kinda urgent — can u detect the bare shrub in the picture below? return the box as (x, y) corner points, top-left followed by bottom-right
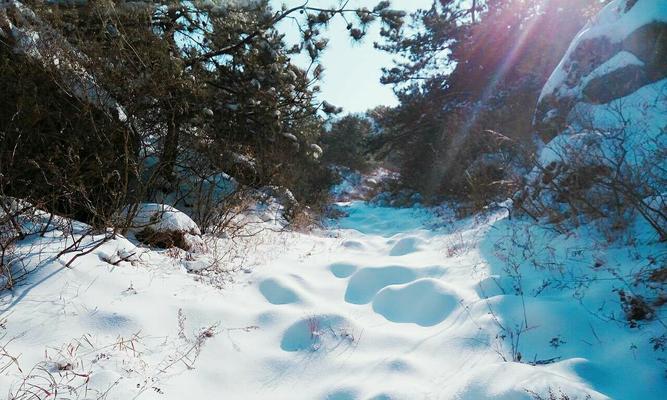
(526, 388), (592, 400)
(517, 100), (667, 241)
(2, 308), (254, 399)
(0, 196), (82, 289)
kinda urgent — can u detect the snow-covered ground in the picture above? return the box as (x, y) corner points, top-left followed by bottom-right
(1, 201), (665, 399)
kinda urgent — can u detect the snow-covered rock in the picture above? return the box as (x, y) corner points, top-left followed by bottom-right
(521, 0), (667, 232)
(122, 203), (201, 250)
(309, 143), (323, 159)
(535, 0), (667, 139)
(332, 167), (400, 203)
(125, 203), (200, 235)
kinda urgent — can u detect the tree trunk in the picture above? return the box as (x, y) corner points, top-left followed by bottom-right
(160, 110), (180, 185)
(471, 0), (477, 23)
(159, 8), (183, 187)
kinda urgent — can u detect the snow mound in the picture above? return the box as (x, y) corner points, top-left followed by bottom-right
(96, 235), (140, 265)
(344, 266), (418, 305)
(372, 279), (459, 327)
(388, 236), (424, 256)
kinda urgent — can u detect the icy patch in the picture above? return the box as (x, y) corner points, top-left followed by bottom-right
(372, 279), (458, 327)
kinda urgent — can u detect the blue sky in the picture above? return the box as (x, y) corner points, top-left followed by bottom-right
(273, 0), (434, 114)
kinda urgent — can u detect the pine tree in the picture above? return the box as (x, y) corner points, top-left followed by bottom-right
(373, 0), (608, 202)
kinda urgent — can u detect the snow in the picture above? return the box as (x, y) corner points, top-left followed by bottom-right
(580, 0), (667, 43)
(331, 167), (400, 202)
(537, 78), (667, 170)
(123, 203), (201, 235)
(310, 143), (324, 159)
(539, 0), (667, 103)
(372, 278), (459, 327)
(2, 199), (665, 399)
(0, 0), (662, 397)
(544, 51), (644, 102)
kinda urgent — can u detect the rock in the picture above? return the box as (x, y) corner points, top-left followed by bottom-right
(582, 63), (646, 103)
(623, 22), (667, 80)
(535, 0), (667, 141)
(123, 203), (201, 251)
(521, 0), (667, 224)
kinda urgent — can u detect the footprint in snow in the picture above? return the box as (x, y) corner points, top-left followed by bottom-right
(323, 388), (359, 400)
(329, 262), (358, 278)
(280, 314), (356, 352)
(259, 278), (300, 305)
(83, 310), (136, 334)
(341, 240), (365, 250)
(385, 358), (415, 373)
(368, 394), (397, 400)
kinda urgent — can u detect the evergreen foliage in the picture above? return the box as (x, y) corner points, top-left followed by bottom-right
(373, 0), (611, 203)
(321, 114), (376, 172)
(0, 0), (405, 224)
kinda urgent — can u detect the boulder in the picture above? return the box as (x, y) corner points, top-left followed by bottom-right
(123, 203), (201, 251)
(535, 0), (667, 141)
(520, 0), (667, 227)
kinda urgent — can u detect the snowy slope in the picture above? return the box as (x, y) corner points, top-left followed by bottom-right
(1, 201), (665, 399)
